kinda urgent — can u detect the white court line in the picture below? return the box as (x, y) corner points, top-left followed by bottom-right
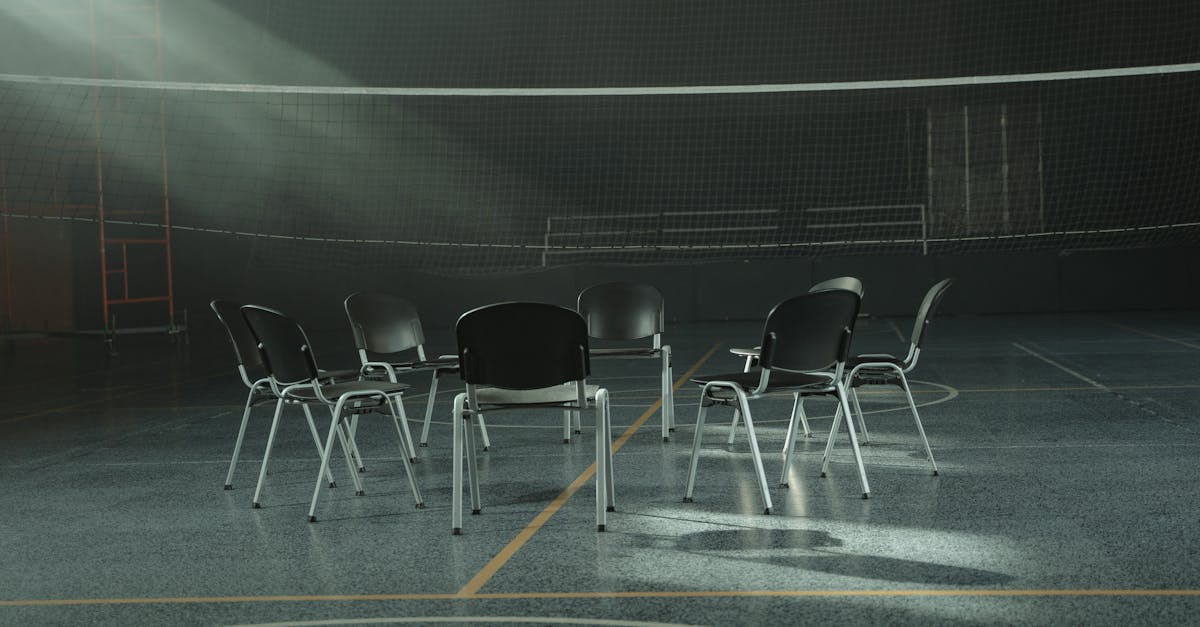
(1011, 343), (1108, 391)
(227, 617), (702, 627)
(945, 442), (1200, 451)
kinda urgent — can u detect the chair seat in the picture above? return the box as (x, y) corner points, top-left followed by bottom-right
(316, 367), (363, 382)
(691, 370), (836, 397)
(284, 379), (410, 403)
(362, 360), (459, 378)
(846, 354), (905, 369)
(590, 347), (661, 358)
(848, 361), (905, 387)
(392, 357), (460, 371)
(474, 383), (602, 406)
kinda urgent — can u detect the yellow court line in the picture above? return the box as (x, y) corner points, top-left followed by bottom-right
(455, 342), (724, 597)
(5, 588), (1200, 608)
(0, 594), (458, 607)
(1111, 322), (1200, 350)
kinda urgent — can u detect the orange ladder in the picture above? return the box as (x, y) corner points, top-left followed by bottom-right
(88, 0), (180, 352)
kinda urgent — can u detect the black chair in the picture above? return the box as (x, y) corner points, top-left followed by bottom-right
(451, 302), (614, 534)
(577, 282), (675, 442)
(726, 276), (866, 445)
(241, 305), (424, 522)
(684, 287), (869, 513)
(210, 300), (344, 491)
(835, 278), (953, 477)
(344, 292), (490, 452)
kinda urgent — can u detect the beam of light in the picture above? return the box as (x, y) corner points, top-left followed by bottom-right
(0, 1), (566, 270)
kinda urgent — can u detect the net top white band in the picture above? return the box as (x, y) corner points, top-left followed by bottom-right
(1, 62), (1198, 96)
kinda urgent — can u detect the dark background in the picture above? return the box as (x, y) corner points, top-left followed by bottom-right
(0, 1), (1197, 334)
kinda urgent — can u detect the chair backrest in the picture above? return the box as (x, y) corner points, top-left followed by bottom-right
(240, 305), (321, 385)
(456, 302), (590, 390)
(210, 300), (263, 370)
(344, 292), (426, 355)
(759, 288), (862, 374)
(909, 278), (954, 349)
(577, 282), (665, 341)
(809, 275), (864, 297)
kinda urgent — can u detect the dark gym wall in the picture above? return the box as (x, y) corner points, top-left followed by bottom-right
(174, 227), (1200, 335)
(4, 222), (1192, 334)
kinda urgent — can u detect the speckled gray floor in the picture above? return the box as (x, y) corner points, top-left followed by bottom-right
(2, 311), (1199, 626)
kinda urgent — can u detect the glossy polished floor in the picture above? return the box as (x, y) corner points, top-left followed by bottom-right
(2, 311), (1199, 626)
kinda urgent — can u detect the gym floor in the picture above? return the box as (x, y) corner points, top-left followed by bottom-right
(1, 310), (1198, 626)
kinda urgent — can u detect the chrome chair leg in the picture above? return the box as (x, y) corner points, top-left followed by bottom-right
(419, 371), (438, 447)
(391, 397), (417, 462)
(897, 369), (938, 475)
(733, 387), (773, 514)
(850, 388), (871, 444)
(661, 345), (675, 441)
(821, 384), (871, 498)
(252, 399), (286, 508)
(451, 393), (466, 534)
(683, 400), (711, 503)
(224, 386), (258, 490)
(302, 405), (338, 485)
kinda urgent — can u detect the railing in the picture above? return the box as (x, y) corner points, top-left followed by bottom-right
(542, 204), (928, 265)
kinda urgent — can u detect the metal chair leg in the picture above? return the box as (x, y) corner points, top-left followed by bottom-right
(308, 400), (347, 522)
(820, 402), (844, 478)
(224, 387), (258, 490)
(464, 405), (482, 515)
(252, 399), (285, 508)
(419, 371), (439, 447)
(452, 393), (466, 535)
(850, 387), (871, 444)
(726, 409), (741, 445)
(683, 399), (711, 503)
(595, 389), (611, 531)
(477, 412), (492, 451)
(733, 387), (773, 514)
(603, 396), (615, 512)
(837, 383), (871, 498)
(387, 398), (424, 507)
(333, 418), (364, 495)
(391, 396), (418, 462)
(302, 405), (338, 486)
(779, 395), (804, 488)
(661, 345), (675, 440)
(341, 413), (366, 473)
(780, 393), (810, 456)
(898, 370), (938, 475)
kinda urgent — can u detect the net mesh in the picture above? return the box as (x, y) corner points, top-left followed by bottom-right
(1, 1), (1198, 275)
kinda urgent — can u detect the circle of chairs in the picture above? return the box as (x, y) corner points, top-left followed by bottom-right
(211, 277), (951, 531)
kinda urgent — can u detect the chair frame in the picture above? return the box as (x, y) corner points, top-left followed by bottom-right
(684, 288), (870, 514)
(725, 277), (866, 445)
(577, 282), (675, 442)
(344, 292), (491, 453)
(210, 300), (340, 491)
(241, 305), (424, 522)
(450, 302), (614, 534)
(840, 278), (953, 476)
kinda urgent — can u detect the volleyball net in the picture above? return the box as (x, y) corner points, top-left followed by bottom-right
(1, 2), (1198, 275)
